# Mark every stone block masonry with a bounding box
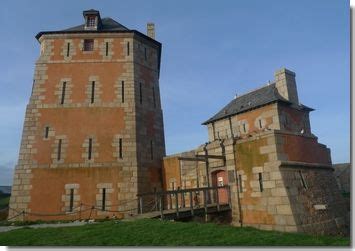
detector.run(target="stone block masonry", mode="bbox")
[8,10,165,221]
[162,67,348,235]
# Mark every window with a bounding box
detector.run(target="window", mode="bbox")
[258,173,263,192]
[44,126,49,139]
[86,16,96,27]
[152,87,156,108]
[119,138,123,159]
[66,42,70,57]
[299,171,308,189]
[105,42,109,56]
[243,123,246,133]
[91,81,95,104]
[57,139,62,161]
[121,81,125,103]
[69,188,74,212]
[102,188,106,211]
[171,182,175,191]
[127,42,130,56]
[150,140,154,160]
[60,82,66,104]
[144,47,147,60]
[258,119,262,129]
[238,174,243,192]
[83,39,94,51]
[88,138,93,160]
[139,83,143,104]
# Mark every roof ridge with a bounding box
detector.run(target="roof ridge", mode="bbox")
[234,81,276,100]
[101,17,118,22]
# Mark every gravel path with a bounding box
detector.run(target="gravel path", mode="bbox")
[0,221,90,233]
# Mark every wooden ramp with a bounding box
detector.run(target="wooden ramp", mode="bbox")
[132,186,232,221]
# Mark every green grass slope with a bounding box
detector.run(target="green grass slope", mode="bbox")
[0,219,350,246]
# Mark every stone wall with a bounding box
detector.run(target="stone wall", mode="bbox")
[279,164,348,235]
[162,130,348,235]
[9,31,165,220]
[207,103,280,142]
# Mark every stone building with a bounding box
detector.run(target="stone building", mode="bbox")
[162,68,349,235]
[8,9,348,235]
[8,10,165,220]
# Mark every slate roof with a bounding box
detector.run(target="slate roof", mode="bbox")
[62,17,129,32]
[34,10,162,74]
[35,11,158,47]
[202,82,313,125]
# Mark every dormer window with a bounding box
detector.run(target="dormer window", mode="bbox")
[86,16,96,27]
[83,9,102,31]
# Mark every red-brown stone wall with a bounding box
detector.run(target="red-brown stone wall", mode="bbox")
[27,167,124,221]
[279,134,331,164]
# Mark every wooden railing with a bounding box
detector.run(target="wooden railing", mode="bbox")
[137,185,231,218]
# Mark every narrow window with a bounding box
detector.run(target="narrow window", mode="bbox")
[119,138,123,159]
[259,119,262,129]
[127,42,130,56]
[150,140,153,160]
[44,126,49,139]
[88,138,93,160]
[105,42,109,56]
[91,81,95,104]
[258,173,263,192]
[83,39,94,51]
[171,182,175,191]
[144,47,147,60]
[102,188,106,211]
[66,42,70,57]
[69,188,74,212]
[57,139,62,161]
[60,82,66,104]
[243,123,246,133]
[299,171,308,189]
[121,81,125,103]
[139,83,143,104]
[238,174,243,192]
[152,87,156,108]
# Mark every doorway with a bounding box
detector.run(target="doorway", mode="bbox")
[211,170,228,204]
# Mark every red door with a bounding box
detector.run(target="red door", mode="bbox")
[212,170,228,204]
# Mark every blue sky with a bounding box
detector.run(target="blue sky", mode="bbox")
[0,0,349,185]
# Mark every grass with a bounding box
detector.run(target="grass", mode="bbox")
[0,219,350,246]
[0,194,10,221]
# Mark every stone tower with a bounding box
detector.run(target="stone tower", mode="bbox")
[8,10,165,220]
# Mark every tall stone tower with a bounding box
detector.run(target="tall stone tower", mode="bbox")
[8,10,165,220]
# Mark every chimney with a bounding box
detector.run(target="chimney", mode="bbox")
[147,23,155,39]
[274,68,299,104]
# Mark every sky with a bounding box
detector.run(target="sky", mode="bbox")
[0,0,349,185]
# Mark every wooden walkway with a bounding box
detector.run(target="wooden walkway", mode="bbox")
[135,186,232,220]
